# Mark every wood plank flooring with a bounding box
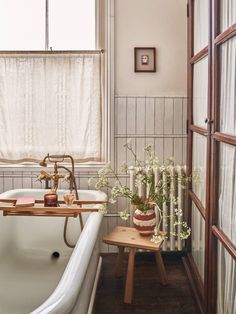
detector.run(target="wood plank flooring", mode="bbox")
[93,253,198,314]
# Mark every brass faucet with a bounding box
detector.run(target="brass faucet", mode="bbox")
[38,154,79,200]
[39,154,83,246]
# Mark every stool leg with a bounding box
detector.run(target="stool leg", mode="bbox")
[115,246,124,277]
[155,251,168,285]
[124,248,135,304]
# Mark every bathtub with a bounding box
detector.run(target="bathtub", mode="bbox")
[0,188,107,314]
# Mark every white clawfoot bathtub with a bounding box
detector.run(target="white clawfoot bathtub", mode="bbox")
[0,189,106,314]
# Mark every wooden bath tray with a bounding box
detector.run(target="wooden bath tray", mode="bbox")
[0,199,106,217]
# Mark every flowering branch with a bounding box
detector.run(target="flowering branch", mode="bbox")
[88,141,191,242]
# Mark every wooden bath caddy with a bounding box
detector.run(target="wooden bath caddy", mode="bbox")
[0,199,106,217]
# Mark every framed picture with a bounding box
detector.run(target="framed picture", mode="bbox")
[134,47,156,72]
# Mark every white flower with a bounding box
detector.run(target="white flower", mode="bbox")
[98,204,108,214]
[166,157,174,166]
[109,198,117,204]
[95,176,108,189]
[135,173,145,186]
[180,227,191,239]
[134,166,143,172]
[119,209,130,220]
[160,165,165,172]
[147,155,159,168]
[144,144,152,153]
[124,138,132,150]
[118,162,128,174]
[150,230,166,244]
[88,177,95,187]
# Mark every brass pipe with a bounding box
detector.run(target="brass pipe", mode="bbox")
[39,153,84,248]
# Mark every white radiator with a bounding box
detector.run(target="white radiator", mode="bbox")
[129,165,187,251]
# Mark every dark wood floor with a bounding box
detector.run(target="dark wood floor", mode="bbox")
[93,253,198,314]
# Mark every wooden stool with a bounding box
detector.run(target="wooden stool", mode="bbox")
[103,226,168,304]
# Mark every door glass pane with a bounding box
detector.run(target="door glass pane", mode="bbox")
[193,57,208,128]
[217,242,236,314]
[192,203,205,281]
[194,0,209,54]
[49,0,95,50]
[220,0,236,32]
[220,37,236,136]
[218,143,236,246]
[0,0,45,50]
[192,133,207,206]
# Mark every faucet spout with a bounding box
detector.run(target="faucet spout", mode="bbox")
[38,154,78,199]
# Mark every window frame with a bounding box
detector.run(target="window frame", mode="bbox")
[0,0,114,169]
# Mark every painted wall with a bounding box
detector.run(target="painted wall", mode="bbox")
[115,0,187,96]
[0,1,188,253]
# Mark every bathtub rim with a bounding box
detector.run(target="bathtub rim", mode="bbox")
[0,188,107,201]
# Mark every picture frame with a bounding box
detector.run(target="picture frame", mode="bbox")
[134,47,156,72]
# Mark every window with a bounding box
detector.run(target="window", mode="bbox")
[0,0,96,50]
[0,0,105,164]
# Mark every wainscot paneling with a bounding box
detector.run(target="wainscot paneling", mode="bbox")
[0,96,187,253]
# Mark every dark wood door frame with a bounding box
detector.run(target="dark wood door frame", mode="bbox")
[186,1,236,313]
[186,1,209,312]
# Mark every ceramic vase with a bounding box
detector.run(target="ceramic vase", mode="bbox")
[133,206,156,236]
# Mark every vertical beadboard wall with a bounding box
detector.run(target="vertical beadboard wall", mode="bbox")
[0,95,187,252]
[114,96,187,169]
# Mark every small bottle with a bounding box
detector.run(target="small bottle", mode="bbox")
[44,190,58,207]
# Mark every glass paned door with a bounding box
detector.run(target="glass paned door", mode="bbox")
[212,3,236,311]
[187,0,209,291]
[192,133,207,206]
[191,202,205,281]
[188,0,236,312]
[218,143,236,246]
[194,0,209,53]
[193,57,208,128]
[219,37,236,136]
[220,0,236,32]
[217,242,236,314]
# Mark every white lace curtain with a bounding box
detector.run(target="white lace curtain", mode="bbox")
[0,53,102,163]
[220,0,236,32]
[220,37,236,136]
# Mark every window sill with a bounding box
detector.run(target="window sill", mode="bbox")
[0,162,107,173]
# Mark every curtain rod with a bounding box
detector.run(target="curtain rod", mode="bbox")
[0,49,104,56]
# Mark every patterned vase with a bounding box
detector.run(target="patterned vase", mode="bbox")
[133,206,156,236]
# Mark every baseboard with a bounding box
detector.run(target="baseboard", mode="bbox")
[182,254,205,314]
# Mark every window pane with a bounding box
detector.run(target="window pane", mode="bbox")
[220,37,236,136]
[192,133,207,206]
[194,0,209,54]
[49,0,95,50]
[0,0,45,50]
[191,203,205,282]
[220,0,236,32]
[217,242,236,314]
[193,57,208,128]
[218,143,236,246]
